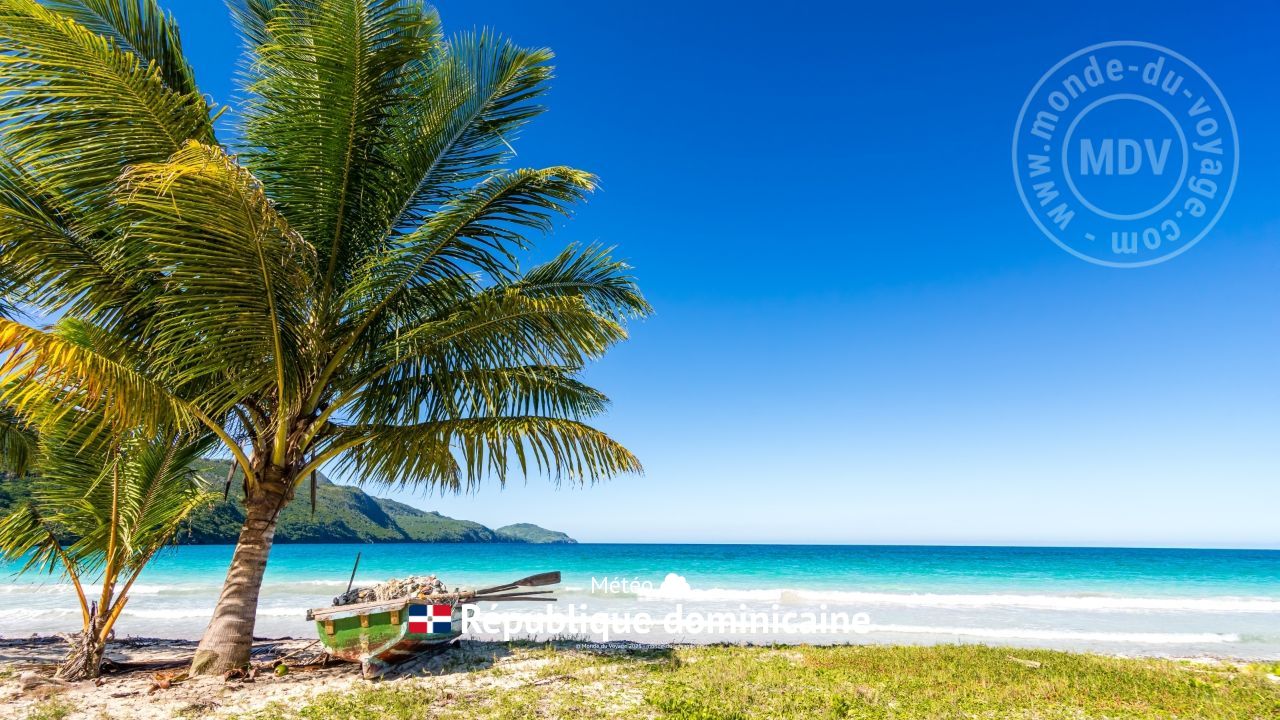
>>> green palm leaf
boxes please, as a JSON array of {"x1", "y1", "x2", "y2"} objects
[
  {"x1": 374, "y1": 29, "x2": 555, "y2": 240},
  {"x1": 237, "y1": 0, "x2": 441, "y2": 299},
  {"x1": 0, "y1": 317, "x2": 192, "y2": 435},
  {"x1": 0, "y1": 501, "x2": 64, "y2": 575},
  {"x1": 0, "y1": 0, "x2": 213, "y2": 205},
  {"x1": 41, "y1": 0, "x2": 202, "y2": 97},
  {"x1": 39, "y1": 424, "x2": 214, "y2": 572},
  {"x1": 335, "y1": 416, "x2": 641, "y2": 492},
  {"x1": 114, "y1": 142, "x2": 317, "y2": 409},
  {"x1": 0, "y1": 400, "x2": 35, "y2": 475},
  {"x1": 0, "y1": 0, "x2": 648, "y2": 674}
]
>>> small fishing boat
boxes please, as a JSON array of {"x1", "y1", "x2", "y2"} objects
[{"x1": 306, "y1": 571, "x2": 559, "y2": 677}]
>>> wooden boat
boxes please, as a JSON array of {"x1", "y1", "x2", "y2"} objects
[
  {"x1": 307, "y1": 571, "x2": 559, "y2": 677},
  {"x1": 308, "y1": 597, "x2": 462, "y2": 678}
]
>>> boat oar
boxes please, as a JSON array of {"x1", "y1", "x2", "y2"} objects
[
  {"x1": 473, "y1": 589, "x2": 555, "y2": 599},
  {"x1": 474, "y1": 571, "x2": 561, "y2": 596},
  {"x1": 345, "y1": 552, "x2": 362, "y2": 594},
  {"x1": 471, "y1": 593, "x2": 559, "y2": 602}
]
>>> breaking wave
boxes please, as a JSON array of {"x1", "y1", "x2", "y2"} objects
[{"x1": 637, "y1": 574, "x2": 1280, "y2": 613}]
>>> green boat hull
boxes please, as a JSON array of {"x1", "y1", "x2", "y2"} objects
[{"x1": 310, "y1": 599, "x2": 461, "y2": 678}]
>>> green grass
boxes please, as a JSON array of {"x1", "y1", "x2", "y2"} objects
[
  {"x1": 244, "y1": 643, "x2": 1280, "y2": 719},
  {"x1": 22, "y1": 699, "x2": 73, "y2": 720}
]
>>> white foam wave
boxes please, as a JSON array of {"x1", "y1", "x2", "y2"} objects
[
  {"x1": 0, "y1": 583, "x2": 79, "y2": 595},
  {"x1": 638, "y1": 574, "x2": 1280, "y2": 613},
  {"x1": 868, "y1": 624, "x2": 1239, "y2": 644},
  {"x1": 0, "y1": 579, "x2": 351, "y2": 598},
  {"x1": 125, "y1": 606, "x2": 308, "y2": 620},
  {"x1": 0, "y1": 582, "x2": 213, "y2": 596},
  {"x1": 0, "y1": 607, "x2": 79, "y2": 620},
  {"x1": 277, "y1": 580, "x2": 350, "y2": 588}
]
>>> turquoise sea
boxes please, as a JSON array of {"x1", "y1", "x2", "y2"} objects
[{"x1": 2, "y1": 544, "x2": 1278, "y2": 659}]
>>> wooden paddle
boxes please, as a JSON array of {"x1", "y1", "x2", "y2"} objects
[
  {"x1": 471, "y1": 593, "x2": 559, "y2": 602},
  {"x1": 473, "y1": 589, "x2": 555, "y2": 599},
  {"x1": 474, "y1": 571, "x2": 561, "y2": 596},
  {"x1": 345, "y1": 552, "x2": 362, "y2": 593}
]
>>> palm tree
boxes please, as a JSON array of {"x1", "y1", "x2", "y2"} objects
[
  {"x1": 0, "y1": 398, "x2": 214, "y2": 680},
  {"x1": 0, "y1": 0, "x2": 647, "y2": 675}
]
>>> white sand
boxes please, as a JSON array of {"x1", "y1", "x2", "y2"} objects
[{"x1": 0, "y1": 635, "x2": 547, "y2": 720}]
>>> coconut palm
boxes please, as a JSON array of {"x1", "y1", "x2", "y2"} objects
[
  {"x1": 0, "y1": 396, "x2": 214, "y2": 679},
  {"x1": 0, "y1": 0, "x2": 647, "y2": 675}
]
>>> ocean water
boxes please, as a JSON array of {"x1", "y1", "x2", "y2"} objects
[{"x1": 2, "y1": 544, "x2": 1277, "y2": 659}]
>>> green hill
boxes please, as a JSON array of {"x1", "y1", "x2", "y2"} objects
[
  {"x1": 496, "y1": 523, "x2": 577, "y2": 544},
  {"x1": 0, "y1": 463, "x2": 575, "y2": 545}
]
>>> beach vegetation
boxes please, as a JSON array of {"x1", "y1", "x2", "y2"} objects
[
  {"x1": 2, "y1": 289, "x2": 216, "y2": 683},
  {"x1": 0, "y1": 0, "x2": 646, "y2": 676},
  {"x1": 0, "y1": 395, "x2": 213, "y2": 679},
  {"x1": 244, "y1": 643, "x2": 1280, "y2": 720},
  {"x1": 21, "y1": 698, "x2": 73, "y2": 720}
]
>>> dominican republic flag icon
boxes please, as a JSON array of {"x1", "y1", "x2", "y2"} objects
[{"x1": 408, "y1": 604, "x2": 453, "y2": 634}]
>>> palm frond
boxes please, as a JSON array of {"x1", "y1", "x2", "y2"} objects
[
  {"x1": 349, "y1": 363, "x2": 612, "y2": 437},
  {"x1": 337, "y1": 166, "x2": 599, "y2": 349},
  {"x1": 0, "y1": 0, "x2": 213, "y2": 206},
  {"x1": 0, "y1": 248, "x2": 17, "y2": 319},
  {"x1": 329, "y1": 245, "x2": 649, "y2": 424},
  {"x1": 336, "y1": 416, "x2": 641, "y2": 492},
  {"x1": 27, "y1": 415, "x2": 116, "y2": 574},
  {"x1": 50, "y1": 429, "x2": 215, "y2": 569},
  {"x1": 225, "y1": 0, "x2": 286, "y2": 49},
  {"x1": 236, "y1": 0, "x2": 441, "y2": 299},
  {"x1": 114, "y1": 142, "x2": 316, "y2": 407},
  {"x1": 0, "y1": 400, "x2": 35, "y2": 475},
  {"x1": 512, "y1": 244, "x2": 653, "y2": 321},
  {"x1": 0, "y1": 148, "x2": 154, "y2": 323},
  {"x1": 6, "y1": 413, "x2": 214, "y2": 579},
  {"x1": 379, "y1": 29, "x2": 555, "y2": 236},
  {"x1": 40, "y1": 0, "x2": 203, "y2": 97},
  {"x1": 341, "y1": 291, "x2": 625, "y2": 425},
  {"x1": 0, "y1": 501, "x2": 65, "y2": 575},
  {"x1": 0, "y1": 317, "x2": 191, "y2": 435}
]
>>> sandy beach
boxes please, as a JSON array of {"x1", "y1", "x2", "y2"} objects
[
  {"x1": 0, "y1": 634, "x2": 566, "y2": 720},
  {"x1": 4, "y1": 634, "x2": 1278, "y2": 720}
]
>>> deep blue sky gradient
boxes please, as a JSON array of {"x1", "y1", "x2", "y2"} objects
[{"x1": 166, "y1": 1, "x2": 1279, "y2": 546}]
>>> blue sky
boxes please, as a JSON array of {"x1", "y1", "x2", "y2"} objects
[{"x1": 167, "y1": 1, "x2": 1278, "y2": 547}]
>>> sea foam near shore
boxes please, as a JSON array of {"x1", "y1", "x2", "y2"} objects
[{"x1": 1, "y1": 543, "x2": 1276, "y2": 659}]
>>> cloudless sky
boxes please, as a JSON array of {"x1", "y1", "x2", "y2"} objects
[{"x1": 166, "y1": 0, "x2": 1279, "y2": 547}]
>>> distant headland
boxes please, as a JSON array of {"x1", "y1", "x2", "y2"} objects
[{"x1": 0, "y1": 461, "x2": 576, "y2": 545}]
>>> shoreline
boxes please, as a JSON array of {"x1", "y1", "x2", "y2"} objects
[
  {"x1": 6, "y1": 543, "x2": 1277, "y2": 659},
  {"x1": 3, "y1": 635, "x2": 1278, "y2": 719}
]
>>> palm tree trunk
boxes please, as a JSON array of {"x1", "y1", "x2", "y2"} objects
[
  {"x1": 190, "y1": 468, "x2": 293, "y2": 675},
  {"x1": 57, "y1": 607, "x2": 106, "y2": 681},
  {"x1": 58, "y1": 627, "x2": 107, "y2": 680}
]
